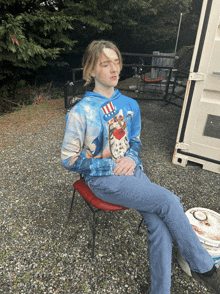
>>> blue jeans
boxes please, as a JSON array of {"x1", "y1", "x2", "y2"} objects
[{"x1": 88, "y1": 167, "x2": 214, "y2": 294}]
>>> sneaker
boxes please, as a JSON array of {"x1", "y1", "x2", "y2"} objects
[{"x1": 191, "y1": 267, "x2": 220, "y2": 294}]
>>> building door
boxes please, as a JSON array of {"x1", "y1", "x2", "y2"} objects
[{"x1": 173, "y1": 0, "x2": 220, "y2": 174}]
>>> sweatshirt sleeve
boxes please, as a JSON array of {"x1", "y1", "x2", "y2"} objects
[
  {"x1": 61, "y1": 107, "x2": 117, "y2": 176},
  {"x1": 124, "y1": 101, "x2": 142, "y2": 166}
]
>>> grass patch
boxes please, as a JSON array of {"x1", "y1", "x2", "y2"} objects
[{"x1": 0, "y1": 98, "x2": 65, "y2": 149}]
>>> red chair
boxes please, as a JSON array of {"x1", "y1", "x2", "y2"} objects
[{"x1": 69, "y1": 175, "x2": 144, "y2": 258}]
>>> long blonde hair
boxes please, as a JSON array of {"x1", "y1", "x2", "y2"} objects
[{"x1": 82, "y1": 40, "x2": 123, "y2": 86}]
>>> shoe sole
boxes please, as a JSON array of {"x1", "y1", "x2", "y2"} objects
[{"x1": 191, "y1": 272, "x2": 218, "y2": 294}]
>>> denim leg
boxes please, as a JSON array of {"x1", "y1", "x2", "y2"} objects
[
  {"x1": 139, "y1": 211, "x2": 173, "y2": 294},
  {"x1": 88, "y1": 168, "x2": 214, "y2": 291}
]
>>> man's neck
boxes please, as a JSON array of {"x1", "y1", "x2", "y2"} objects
[{"x1": 93, "y1": 86, "x2": 115, "y2": 99}]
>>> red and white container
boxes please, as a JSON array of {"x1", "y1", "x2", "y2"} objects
[{"x1": 177, "y1": 207, "x2": 220, "y2": 276}]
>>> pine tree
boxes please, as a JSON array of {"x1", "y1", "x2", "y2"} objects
[
  {"x1": 0, "y1": 0, "x2": 150, "y2": 95},
  {"x1": 0, "y1": 0, "x2": 77, "y2": 89},
  {"x1": 0, "y1": 0, "x2": 196, "y2": 100}
]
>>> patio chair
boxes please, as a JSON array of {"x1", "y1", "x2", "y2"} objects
[
  {"x1": 69, "y1": 174, "x2": 144, "y2": 258},
  {"x1": 136, "y1": 52, "x2": 176, "y2": 95}
]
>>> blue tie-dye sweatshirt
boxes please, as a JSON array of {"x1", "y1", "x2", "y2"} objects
[{"x1": 61, "y1": 89, "x2": 142, "y2": 183}]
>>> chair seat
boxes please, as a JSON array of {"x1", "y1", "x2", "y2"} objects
[
  {"x1": 73, "y1": 179, "x2": 127, "y2": 211},
  {"x1": 142, "y1": 77, "x2": 163, "y2": 83}
]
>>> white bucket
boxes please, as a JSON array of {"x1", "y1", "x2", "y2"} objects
[{"x1": 177, "y1": 207, "x2": 220, "y2": 276}]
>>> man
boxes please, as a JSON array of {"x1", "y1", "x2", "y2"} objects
[{"x1": 61, "y1": 40, "x2": 219, "y2": 294}]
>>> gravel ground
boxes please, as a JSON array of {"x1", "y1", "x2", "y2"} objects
[{"x1": 0, "y1": 87, "x2": 220, "y2": 294}]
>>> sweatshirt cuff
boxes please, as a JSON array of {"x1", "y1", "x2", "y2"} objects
[
  {"x1": 110, "y1": 160, "x2": 117, "y2": 171},
  {"x1": 124, "y1": 154, "x2": 139, "y2": 166}
]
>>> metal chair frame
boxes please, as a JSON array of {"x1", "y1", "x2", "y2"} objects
[{"x1": 69, "y1": 175, "x2": 144, "y2": 258}]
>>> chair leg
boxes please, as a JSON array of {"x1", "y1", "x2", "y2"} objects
[
  {"x1": 137, "y1": 217, "x2": 144, "y2": 235},
  {"x1": 70, "y1": 188, "x2": 76, "y2": 213},
  {"x1": 66, "y1": 188, "x2": 76, "y2": 226},
  {"x1": 92, "y1": 212, "x2": 97, "y2": 258},
  {"x1": 63, "y1": 189, "x2": 77, "y2": 235}
]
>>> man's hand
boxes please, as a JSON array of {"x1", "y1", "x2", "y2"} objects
[{"x1": 113, "y1": 157, "x2": 135, "y2": 176}]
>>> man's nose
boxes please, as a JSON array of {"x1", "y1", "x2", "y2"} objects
[{"x1": 110, "y1": 62, "x2": 118, "y2": 72}]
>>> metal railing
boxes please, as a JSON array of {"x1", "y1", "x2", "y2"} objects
[{"x1": 64, "y1": 53, "x2": 184, "y2": 109}]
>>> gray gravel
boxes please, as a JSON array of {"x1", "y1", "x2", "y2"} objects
[{"x1": 1, "y1": 95, "x2": 220, "y2": 294}]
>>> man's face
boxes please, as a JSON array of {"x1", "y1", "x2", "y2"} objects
[{"x1": 92, "y1": 48, "x2": 120, "y2": 91}]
